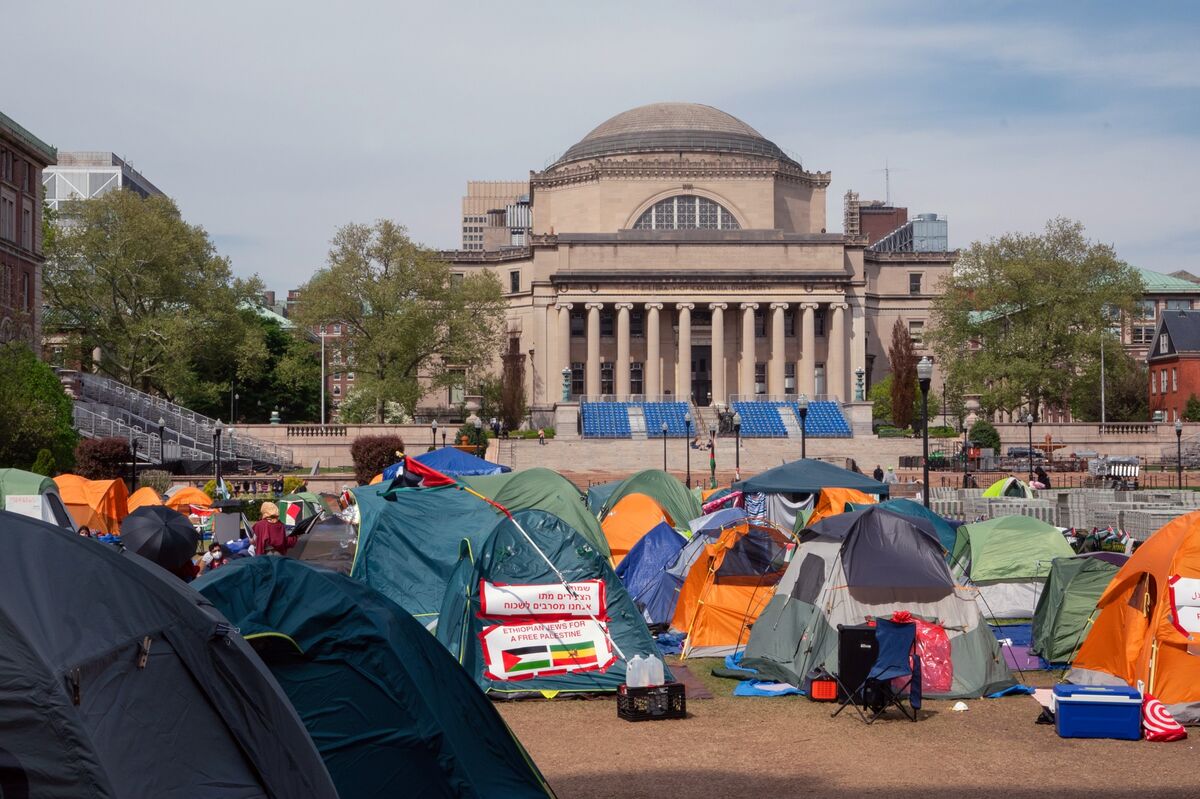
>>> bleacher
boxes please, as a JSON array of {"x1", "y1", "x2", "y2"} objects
[
  {"x1": 642, "y1": 402, "x2": 691, "y2": 437},
  {"x1": 729, "y1": 399, "x2": 853, "y2": 438},
  {"x1": 792, "y1": 400, "x2": 852, "y2": 437},
  {"x1": 580, "y1": 400, "x2": 691, "y2": 438},
  {"x1": 731, "y1": 401, "x2": 789, "y2": 437}
]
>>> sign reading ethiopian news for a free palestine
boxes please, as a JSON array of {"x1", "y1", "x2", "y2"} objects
[
  {"x1": 479, "y1": 580, "x2": 607, "y2": 620},
  {"x1": 481, "y1": 619, "x2": 616, "y2": 681}
]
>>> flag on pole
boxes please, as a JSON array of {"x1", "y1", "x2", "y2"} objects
[
  {"x1": 709, "y1": 444, "x2": 717, "y2": 489},
  {"x1": 381, "y1": 454, "x2": 455, "y2": 488}
]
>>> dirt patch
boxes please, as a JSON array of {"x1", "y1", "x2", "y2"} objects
[{"x1": 499, "y1": 662, "x2": 1198, "y2": 799}]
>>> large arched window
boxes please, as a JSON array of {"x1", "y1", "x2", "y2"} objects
[{"x1": 632, "y1": 194, "x2": 740, "y2": 230}]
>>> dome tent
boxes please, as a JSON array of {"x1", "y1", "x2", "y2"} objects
[
  {"x1": 0, "y1": 467, "x2": 74, "y2": 529},
  {"x1": 951, "y1": 516, "x2": 1074, "y2": 619},
  {"x1": 197, "y1": 558, "x2": 554, "y2": 799},
  {"x1": 602, "y1": 492, "x2": 674, "y2": 565},
  {"x1": 599, "y1": 469, "x2": 702, "y2": 537},
  {"x1": 615, "y1": 521, "x2": 688, "y2": 626},
  {"x1": 1031, "y1": 552, "x2": 1127, "y2": 663},
  {"x1": 0, "y1": 509, "x2": 337, "y2": 798}
]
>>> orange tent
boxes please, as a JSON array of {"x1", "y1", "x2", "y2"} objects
[
  {"x1": 166, "y1": 486, "x2": 213, "y2": 512},
  {"x1": 673, "y1": 519, "x2": 794, "y2": 658},
  {"x1": 807, "y1": 487, "x2": 877, "y2": 526},
  {"x1": 53, "y1": 475, "x2": 129, "y2": 534},
  {"x1": 601, "y1": 492, "x2": 673, "y2": 566},
  {"x1": 127, "y1": 486, "x2": 164, "y2": 512},
  {"x1": 1072, "y1": 513, "x2": 1200, "y2": 721}
]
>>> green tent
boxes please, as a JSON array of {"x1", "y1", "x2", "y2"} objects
[
  {"x1": 463, "y1": 468, "x2": 610, "y2": 559},
  {"x1": 197, "y1": 558, "x2": 554, "y2": 799},
  {"x1": 1031, "y1": 552, "x2": 1126, "y2": 663},
  {"x1": 437, "y1": 509, "x2": 667, "y2": 699},
  {"x1": 0, "y1": 467, "x2": 73, "y2": 529},
  {"x1": 951, "y1": 515, "x2": 1074, "y2": 618},
  {"x1": 599, "y1": 470, "x2": 702, "y2": 534},
  {"x1": 585, "y1": 479, "x2": 622, "y2": 516},
  {"x1": 982, "y1": 476, "x2": 1035, "y2": 498},
  {"x1": 351, "y1": 484, "x2": 503, "y2": 627}
]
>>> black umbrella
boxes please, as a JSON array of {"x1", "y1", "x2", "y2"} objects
[{"x1": 121, "y1": 505, "x2": 200, "y2": 572}]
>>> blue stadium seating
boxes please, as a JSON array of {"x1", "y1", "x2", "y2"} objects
[
  {"x1": 731, "y1": 401, "x2": 788, "y2": 437},
  {"x1": 642, "y1": 402, "x2": 690, "y2": 437},
  {"x1": 790, "y1": 400, "x2": 852, "y2": 437},
  {"x1": 580, "y1": 400, "x2": 691, "y2": 438}
]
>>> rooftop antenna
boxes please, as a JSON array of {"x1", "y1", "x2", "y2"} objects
[{"x1": 872, "y1": 160, "x2": 906, "y2": 206}]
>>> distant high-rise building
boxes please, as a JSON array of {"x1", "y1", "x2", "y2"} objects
[
  {"x1": 461, "y1": 181, "x2": 529, "y2": 251},
  {"x1": 0, "y1": 110, "x2": 56, "y2": 352},
  {"x1": 43, "y1": 151, "x2": 164, "y2": 212}
]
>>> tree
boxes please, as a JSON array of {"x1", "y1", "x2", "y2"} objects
[
  {"x1": 499, "y1": 347, "x2": 527, "y2": 431},
  {"x1": 43, "y1": 190, "x2": 262, "y2": 403},
  {"x1": 349, "y1": 434, "x2": 405, "y2": 485},
  {"x1": 1069, "y1": 342, "x2": 1150, "y2": 422},
  {"x1": 31, "y1": 449, "x2": 57, "y2": 477},
  {"x1": 968, "y1": 419, "x2": 1001, "y2": 453},
  {"x1": 295, "y1": 220, "x2": 507, "y2": 423},
  {"x1": 930, "y1": 218, "x2": 1144, "y2": 416},
  {"x1": 0, "y1": 342, "x2": 77, "y2": 472},
  {"x1": 869, "y1": 372, "x2": 941, "y2": 430},
  {"x1": 75, "y1": 437, "x2": 132, "y2": 481},
  {"x1": 1186, "y1": 394, "x2": 1200, "y2": 423},
  {"x1": 888, "y1": 320, "x2": 917, "y2": 428}
]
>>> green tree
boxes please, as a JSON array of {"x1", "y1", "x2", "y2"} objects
[
  {"x1": 930, "y1": 218, "x2": 1144, "y2": 417},
  {"x1": 30, "y1": 449, "x2": 57, "y2": 477},
  {"x1": 295, "y1": 221, "x2": 507, "y2": 423},
  {"x1": 0, "y1": 343, "x2": 77, "y2": 471},
  {"x1": 499, "y1": 347, "x2": 527, "y2": 431},
  {"x1": 968, "y1": 419, "x2": 1001, "y2": 453},
  {"x1": 1069, "y1": 342, "x2": 1150, "y2": 422},
  {"x1": 43, "y1": 190, "x2": 262, "y2": 402},
  {"x1": 869, "y1": 372, "x2": 941, "y2": 430},
  {"x1": 888, "y1": 320, "x2": 917, "y2": 428},
  {"x1": 1186, "y1": 394, "x2": 1200, "y2": 423}
]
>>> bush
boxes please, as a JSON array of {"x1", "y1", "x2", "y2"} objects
[
  {"x1": 203, "y1": 479, "x2": 217, "y2": 499},
  {"x1": 30, "y1": 448, "x2": 57, "y2": 477},
  {"x1": 876, "y1": 426, "x2": 910, "y2": 438},
  {"x1": 968, "y1": 419, "x2": 1001, "y2": 453},
  {"x1": 929, "y1": 425, "x2": 959, "y2": 439},
  {"x1": 75, "y1": 437, "x2": 133, "y2": 481},
  {"x1": 282, "y1": 476, "x2": 307, "y2": 495},
  {"x1": 138, "y1": 469, "x2": 173, "y2": 494},
  {"x1": 350, "y1": 434, "x2": 405, "y2": 485},
  {"x1": 0, "y1": 342, "x2": 77, "y2": 472}
]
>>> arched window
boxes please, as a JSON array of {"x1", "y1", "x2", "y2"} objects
[{"x1": 632, "y1": 195, "x2": 740, "y2": 230}]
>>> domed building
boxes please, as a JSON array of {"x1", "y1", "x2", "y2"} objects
[{"x1": 448, "y1": 103, "x2": 953, "y2": 436}]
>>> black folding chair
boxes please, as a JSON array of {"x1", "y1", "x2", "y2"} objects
[{"x1": 832, "y1": 619, "x2": 922, "y2": 723}]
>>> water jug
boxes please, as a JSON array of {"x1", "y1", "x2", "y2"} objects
[
  {"x1": 647, "y1": 655, "x2": 665, "y2": 686},
  {"x1": 626, "y1": 655, "x2": 646, "y2": 687}
]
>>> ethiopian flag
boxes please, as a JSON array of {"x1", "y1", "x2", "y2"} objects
[
  {"x1": 550, "y1": 642, "x2": 598, "y2": 667},
  {"x1": 501, "y1": 645, "x2": 552, "y2": 674}
]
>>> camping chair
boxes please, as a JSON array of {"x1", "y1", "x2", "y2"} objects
[{"x1": 832, "y1": 619, "x2": 922, "y2": 724}]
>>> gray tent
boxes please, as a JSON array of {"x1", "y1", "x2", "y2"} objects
[
  {"x1": 0, "y1": 510, "x2": 338, "y2": 799},
  {"x1": 742, "y1": 506, "x2": 1016, "y2": 698}
]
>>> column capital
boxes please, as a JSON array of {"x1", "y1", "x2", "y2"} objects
[
  {"x1": 739, "y1": 302, "x2": 760, "y2": 310},
  {"x1": 800, "y1": 302, "x2": 820, "y2": 311},
  {"x1": 677, "y1": 303, "x2": 695, "y2": 311},
  {"x1": 644, "y1": 302, "x2": 664, "y2": 311},
  {"x1": 770, "y1": 302, "x2": 790, "y2": 310},
  {"x1": 554, "y1": 302, "x2": 574, "y2": 311},
  {"x1": 585, "y1": 302, "x2": 604, "y2": 311},
  {"x1": 709, "y1": 302, "x2": 728, "y2": 311},
  {"x1": 829, "y1": 302, "x2": 850, "y2": 312},
  {"x1": 614, "y1": 302, "x2": 634, "y2": 311}
]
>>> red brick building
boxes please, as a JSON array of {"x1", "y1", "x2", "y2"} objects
[
  {"x1": 0, "y1": 111, "x2": 56, "y2": 350},
  {"x1": 1147, "y1": 309, "x2": 1200, "y2": 422}
]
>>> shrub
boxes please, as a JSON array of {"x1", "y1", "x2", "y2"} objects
[
  {"x1": 30, "y1": 448, "x2": 57, "y2": 477},
  {"x1": 75, "y1": 437, "x2": 133, "y2": 481},
  {"x1": 282, "y1": 475, "x2": 307, "y2": 495},
  {"x1": 203, "y1": 479, "x2": 217, "y2": 499},
  {"x1": 138, "y1": 469, "x2": 173, "y2": 494},
  {"x1": 929, "y1": 425, "x2": 959, "y2": 439},
  {"x1": 968, "y1": 419, "x2": 1001, "y2": 453},
  {"x1": 0, "y1": 342, "x2": 77, "y2": 472},
  {"x1": 350, "y1": 434, "x2": 405, "y2": 485}
]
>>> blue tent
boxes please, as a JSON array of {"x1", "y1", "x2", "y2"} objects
[
  {"x1": 413, "y1": 447, "x2": 511, "y2": 477},
  {"x1": 615, "y1": 521, "x2": 686, "y2": 625}
]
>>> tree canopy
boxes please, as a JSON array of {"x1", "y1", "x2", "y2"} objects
[
  {"x1": 1069, "y1": 340, "x2": 1149, "y2": 423},
  {"x1": 930, "y1": 218, "x2": 1144, "y2": 417},
  {"x1": 0, "y1": 342, "x2": 77, "y2": 472},
  {"x1": 295, "y1": 220, "x2": 507, "y2": 423}
]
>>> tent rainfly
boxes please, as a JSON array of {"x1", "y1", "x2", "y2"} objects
[{"x1": 733, "y1": 458, "x2": 889, "y2": 497}]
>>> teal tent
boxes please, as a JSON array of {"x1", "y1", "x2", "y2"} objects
[
  {"x1": 352, "y1": 484, "x2": 503, "y2": 627},
  {"x1": 586, "y1": 479, "x2": 622, "y2": 516},
  {"x1": 599, "y1": 470, "x2": 702, "y2": 534},
  {"x1": 437, "y1": 509, "x2": 667, "y2": 699},
  {"x1": 197, "y1": 558, "x2": 553, "y2": 799},
  {"x1": 733, "y1": 458, "x2": 888, "y2": 497}
]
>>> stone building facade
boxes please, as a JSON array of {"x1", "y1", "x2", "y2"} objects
[{"x1": 445, "y1": 103, "x2": 955, "y2": 415}]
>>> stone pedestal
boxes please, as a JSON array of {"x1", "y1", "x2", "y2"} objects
[
  {"x1": 554, "y1": 402, "x2": 580, "y2": 440},
  {"x1": 843, "y1": 401, "x2": 875, "y2": 437}
]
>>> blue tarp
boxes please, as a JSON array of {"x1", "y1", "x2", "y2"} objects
[
  {"x1": 615, "y1": 522, "x2": 686, "y2": 625},
  {"x1": 412, "y1": 447, "x2": 511, "y2": 477}
]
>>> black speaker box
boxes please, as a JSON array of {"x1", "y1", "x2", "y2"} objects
[{"x1": 836, "y1": 624, "x2": 878, "y2": 701}]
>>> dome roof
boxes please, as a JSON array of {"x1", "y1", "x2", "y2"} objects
[{"x1": 554, "y1": 102, "x2": 793, "y2": 166}]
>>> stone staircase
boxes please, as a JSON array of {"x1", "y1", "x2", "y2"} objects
[{"x1": 627, "y1": 405, "x2": 648, "y2": 439}]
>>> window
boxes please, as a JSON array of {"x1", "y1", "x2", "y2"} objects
[
  {"x1": 21, "y1": 200, "x2": 32, "y2": 249},
  {"x1": 600, "y1": 363, "x2": 614, "y2": 395},
  {"x1": 1173, "y1": 368, "x2": 1178, "y2": 392},
  {"x1": 814, "y1": 363, "x2": 826, "y2": 396},
  {"x1": 331, "y1": 384, "x2": 341, "y2": 396},
  {"x1": 630, "y1": 308, "x2": 644, "y2": 337},
  {"x1": 21, "y1": 272, "x2": 30, "y2": 311},
  {"x1": 814, "y1": 308, "x2": 826, "y2": 337},
  {"x1": 570, "y1": 362, "x2": 585, "y2": 397},
  {"x1": 0, "y1": 190, "x2": 14, "y2": 241},
  {"x1": 570, "y1": 309, "x2": 585, "y2": 337},
  {"x1": 1132, "y1": 326, "x2": 1155, "y2": 345},
  {"x1": 1151, "y1": 373, "x2": 1156, "y2": 395},
  {"x1": 319, "y1": 323, "x2": 326, "y2": 334},
  {"x1": 1137, "y1": 299, "x2": 1157, "y2": 320},
  {"x1": 754, "y1": 309, "x2": 766, "y2": 338},
  {"x1": 754, "y1": 363, "x2": 766, "y2": 395},
  {"x1": 600, "y1": 308, "x2": 614, "y2": 337},
  {"x1": 509, "y1": 270, "x2": 520, "y2": 293},
  {"x1": 1161, "y1": 333, "x2": 1170, "y2": 353},
  {"x1": 332, "y1": 350, "x2": 342, "y2": 365},
  {"x1": 1161, "y1": 370, "x2": 1168, "y2": 393},
  {"x1": 347, "y1": 372, "x2": 355, "y2": 381},
  {"x1": 909, "y1": 273, "x2": 923, "y2": 295},
  {"x1": 784, "y1": 308, "x2": 795, "y2": 335},
  {"x1": 909, "y1": 320, "x2": 925, "y2": 347},
  {"x1": 449, "y1": 369, "x2": 466, "y2": 404},
  {"x1": 332, "y1": 323, "x2": 341, "y2": 334},
  {"x1": 332, "y1": 372, "x2": 342, "y2": 381},
  {"x1": 631, "y1": 195, "x2": 740, "y2": 230},
  {"x1": 630, "y1": 362, "x2": 644, "y2": 395},
  {"x1": 1167, "y1": 299, "x2": 1192, "y2": 311}
]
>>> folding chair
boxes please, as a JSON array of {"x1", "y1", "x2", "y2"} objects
[{"x1": 832, "y1": 619, "x2": 922, "y2": 723}]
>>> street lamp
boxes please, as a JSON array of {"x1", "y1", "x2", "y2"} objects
[
  {"x1": 1176, "y1": 418, "x2": 1184, "y2": 488},
  {"x1": 1025, "y1": 413, "x2": 1035, "y2": 484},
  {"x1": 319, "y1": 332, "x2": 327, "y2": 427},
  {"x1": 917, "y1": 357, "x2": 933, "y2": 508},
  {"x1": 684, "y1": 412, "x2": 692, "y2": 488},
  {"x1": 156, "y1": 416, "x2": 166, "y2": 464},
  {"x1": 431, "y1": 419, "x2": 438, "y2": 449},
  {"x1": 213, "y1": 420, "x2": 224, "y2": 495},
  {"x1": 661, "y1": 422, "x2": 668, "y2": 472},
  {"x1": 963, "y1": 437, "x2": 973, "y2": 489},
  {"x1": 733, "y1": 410, "x2": 742, "y2": 477},
  {"x1": 797, "y1": 394, "x2": 810, "y2": 459}
]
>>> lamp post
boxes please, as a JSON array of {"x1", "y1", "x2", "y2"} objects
[
  {"x1": 1025, "y1": 413, "x2": 1035, "y2": 483},
  {"x1": 1176, "y1": 418, "x2": 1184, "y2": 488},
  {"x1": 684, "y1": 412, "x2": 692, "y2": 488},
  {"x1": 129, "y1": 433, "x2": 138, "y2": 492},
  {"x1": 733, "y1": 410, "x2": 742, "y2": 477},
  {"x1": 797, "y1": 394, "x2": 809, "y2": 459},
  {"x1": 431, "y1": 420, "x2": 438, "y2": 449},
  {"x1": 213, "y1": 420, "x2": 224, "y2": 495},
  {"x1": 661, "y1": 422, "x2": 668, "y2": 472},
  {"x1": 156, "y1": 416, "x2": 166, "y2": 464},
  {"x1": 917, "y1": 358, "x2": 933, "y2": 507}
]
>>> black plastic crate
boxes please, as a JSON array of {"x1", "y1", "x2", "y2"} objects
[{"x1": 617, "y1": 682, "x2": 687, "y2": 721}]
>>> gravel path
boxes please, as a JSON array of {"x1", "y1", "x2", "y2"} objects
[{"x1": 499, "y1": 665, "x2": 1197, "y2": 799}]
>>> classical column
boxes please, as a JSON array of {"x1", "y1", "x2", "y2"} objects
[
  {"x1": 710, "y1": 302, "x2": 727, "y2": 406},
  {"x1": 615, "y1": 302, "x2": 633, "y2": 396},
  {"x1": 645, "y1": 303, "x2": 663, "y2": 397},
  {"x1": 677, "y1": 303, "x2": 694, "y2": 402},
  {"x1": 798, "y1": 303, "x2": 817, "y2": 396},
  {"x1": 585, "y1": 302, "x2": 602, "y2": 397},
  {"x1": 828, "y1": 302, "x2": 848, "y2": 401},
  {"x1": 769, "y1": 303, "x2": 787, "y2": 396},
  {"x1": 740, "y1": 303, "x2": 758, "y2": 397},
  {"x1": 556, "y1": 303, "x2": 573, "y2": 393}
]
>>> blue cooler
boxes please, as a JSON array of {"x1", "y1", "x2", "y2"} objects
[{"x1": 1053, "y1": 684, "x2": 1141, "y2": 740}]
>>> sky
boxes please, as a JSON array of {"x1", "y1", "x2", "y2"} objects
[{"x1": 7, "y1": 1, "x2": 1199, "y2": 293}]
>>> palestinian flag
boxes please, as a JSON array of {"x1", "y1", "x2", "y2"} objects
[
  {"x1": 381, "y1": 455, "x2": 456, "y2": 488},
  {"x1": 284, "y1": 502, "x2": 303, "y2": 527},
  {"x1": 501, "y1": 645, "x2": 552, "y2": 674},
  {"x1": 550, "y1": 642, "x2": 598, "y2": 668}
]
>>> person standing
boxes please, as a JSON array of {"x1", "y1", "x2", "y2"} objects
[
  {"x1": 1034, "y1": 466, "x2": 1052, "y2": 489},
  {"x1": 872, "y1": 464, "x2": 884, "y2": 482},
  {"x1": 253, "y1": 502, "x2": 298, "y2": 557},
  {"x1": 883, "y1": 467, "x2": 899, "y2": 485}
]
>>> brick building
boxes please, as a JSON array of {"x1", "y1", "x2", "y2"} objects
[
  {"x1": 0, "y1": 111, "x2": 56, "y2": 351},
  {"x1": 1148, "y1": 309, "x2": 1200, "y2": 422}
]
